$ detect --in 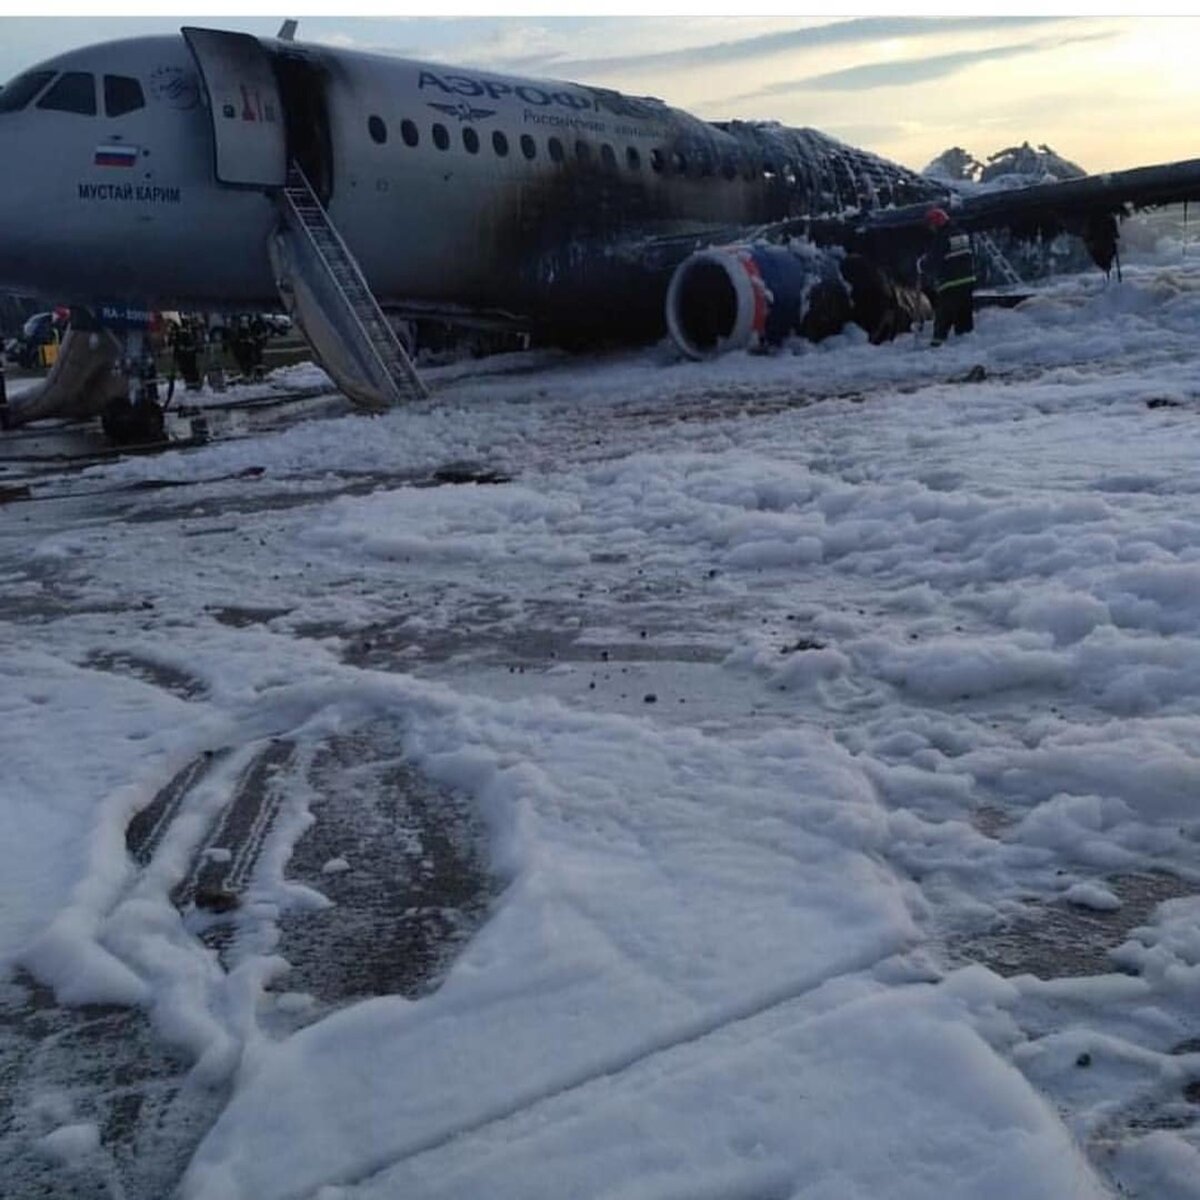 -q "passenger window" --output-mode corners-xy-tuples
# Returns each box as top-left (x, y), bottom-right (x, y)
(0, 69), (56, 113)
(37, 71), (96, 116)
(671, 151), (686, 174)
(368, 115), (387, 144)
(432, 122), (449, 150)
(626, 146), (641, 171)
(401, 119), (418, 147)
(548, 137), (564, 163)
(462, 127), (479, 154)
(650, 148), (664, 173)
(493, 130), (508, 157)
(600, 143), (616, 170)
(104, 75), (144, 117)
(575, 140), (591, 163)
(520, 134), (536, 160)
